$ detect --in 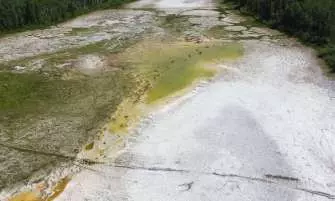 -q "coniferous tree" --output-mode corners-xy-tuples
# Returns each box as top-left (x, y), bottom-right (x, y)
(0, 0), (132, 31)
(225, 0), (335, 71)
